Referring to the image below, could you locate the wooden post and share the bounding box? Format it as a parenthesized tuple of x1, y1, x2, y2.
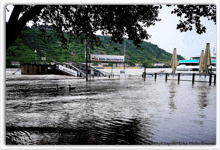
(192, 73, 195, 84)
(165, 73, 168, 82)
(178, 73, 180, 84)
(214, 74, 216, 85)
(155, 73, 157, 81)
(209, 74, 212, 85)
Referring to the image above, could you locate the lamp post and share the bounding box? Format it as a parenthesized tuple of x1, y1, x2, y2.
(124, 39, 126, 72)
(85, 39, 88, 82)
(34, 49, 37, 63)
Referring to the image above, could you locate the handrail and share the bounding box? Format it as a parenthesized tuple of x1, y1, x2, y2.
(52, 61, 86, 77)
(71, 62, 106, 77)
(62, 62, 86, 76)
(52, 61, 120, 77)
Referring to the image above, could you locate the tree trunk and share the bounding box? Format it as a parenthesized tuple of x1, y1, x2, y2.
(6, 5, 46, 49)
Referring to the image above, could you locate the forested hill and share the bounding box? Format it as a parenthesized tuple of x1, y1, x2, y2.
(6, 25, 184, 67)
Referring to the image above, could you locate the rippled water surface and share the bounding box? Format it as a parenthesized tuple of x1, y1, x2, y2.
(5, 68, 216, 145)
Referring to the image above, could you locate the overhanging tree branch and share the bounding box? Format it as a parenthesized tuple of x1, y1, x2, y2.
(168, 5, 216, 34)
(6, 5, 47, 49)
(6, 4, 216, 51)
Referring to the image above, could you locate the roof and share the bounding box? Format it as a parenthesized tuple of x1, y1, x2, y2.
(178, 60, 216, 63)
(178, 60, 199, 63)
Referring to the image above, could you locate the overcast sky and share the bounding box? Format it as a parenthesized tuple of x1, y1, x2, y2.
(146, 5, 217, 59)
(5, 4, 217, 59)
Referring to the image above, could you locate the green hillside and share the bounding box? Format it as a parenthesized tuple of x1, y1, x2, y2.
(6, 25, 184, 67)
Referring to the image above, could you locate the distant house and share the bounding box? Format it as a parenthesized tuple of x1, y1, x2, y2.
(117, 63, 129, 67)
(152, 63, 165, 67)
(101, 63, 109, 66)
(11, 61, 20, 66)
(135, 63, 142, 67)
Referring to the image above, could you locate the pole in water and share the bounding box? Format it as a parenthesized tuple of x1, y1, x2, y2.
(214, 74, 216, 85)
(209, 74, 212, 85)
(178, 73, 180, 84)
(192, 73, 195, 84)
(155, 73, 157, 81)
(165, 73, 168, 82)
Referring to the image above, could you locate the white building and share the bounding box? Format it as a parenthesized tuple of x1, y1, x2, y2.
(152, 63, 165, 67)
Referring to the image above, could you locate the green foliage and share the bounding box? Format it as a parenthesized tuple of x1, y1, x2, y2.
(7, 5, 216, 51)
(6, 26, 184, 67)
(6, 37, 35, 64)
(141, 60, 152, 68)
(6, 5, 162, 49)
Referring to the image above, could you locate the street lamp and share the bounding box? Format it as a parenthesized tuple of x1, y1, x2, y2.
(34, 49, 37, 63)
(124, 39, 126, 72)
(85, 39, 88, 82)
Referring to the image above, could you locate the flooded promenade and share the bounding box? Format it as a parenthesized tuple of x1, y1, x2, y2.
(5, 68, 216, 145)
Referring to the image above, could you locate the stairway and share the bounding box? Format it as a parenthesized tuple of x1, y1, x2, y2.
(52, 61, 85, 77)
(52, 61, 108, 77)
(72, 63, 107, 77)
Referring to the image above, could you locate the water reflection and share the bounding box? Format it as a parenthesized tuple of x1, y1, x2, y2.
(6, 81, 121, 99)
(168, 81, 177, 112)
(197, 84, 210, 110)
(6, 118, 153, 145)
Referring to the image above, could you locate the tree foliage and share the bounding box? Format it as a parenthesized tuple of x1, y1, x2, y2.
(6, 5, 162, 49)
(6, 26, 184, 67)
(167, 5, 216, 34)
(6, 4, 216, 55)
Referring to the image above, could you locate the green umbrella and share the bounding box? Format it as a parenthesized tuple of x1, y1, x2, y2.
(203, 43, 211, 74)
(170, 48, 177, 73)
(199, 50, 204, 74)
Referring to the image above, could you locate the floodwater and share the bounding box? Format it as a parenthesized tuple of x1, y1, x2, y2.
(5, 68, 216, 145)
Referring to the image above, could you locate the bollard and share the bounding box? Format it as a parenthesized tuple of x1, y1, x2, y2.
(178, 73, 180, 84)
(192, 73, 195, 84)
(155, 73, 157, 81)
(209, 74, 212, 85)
